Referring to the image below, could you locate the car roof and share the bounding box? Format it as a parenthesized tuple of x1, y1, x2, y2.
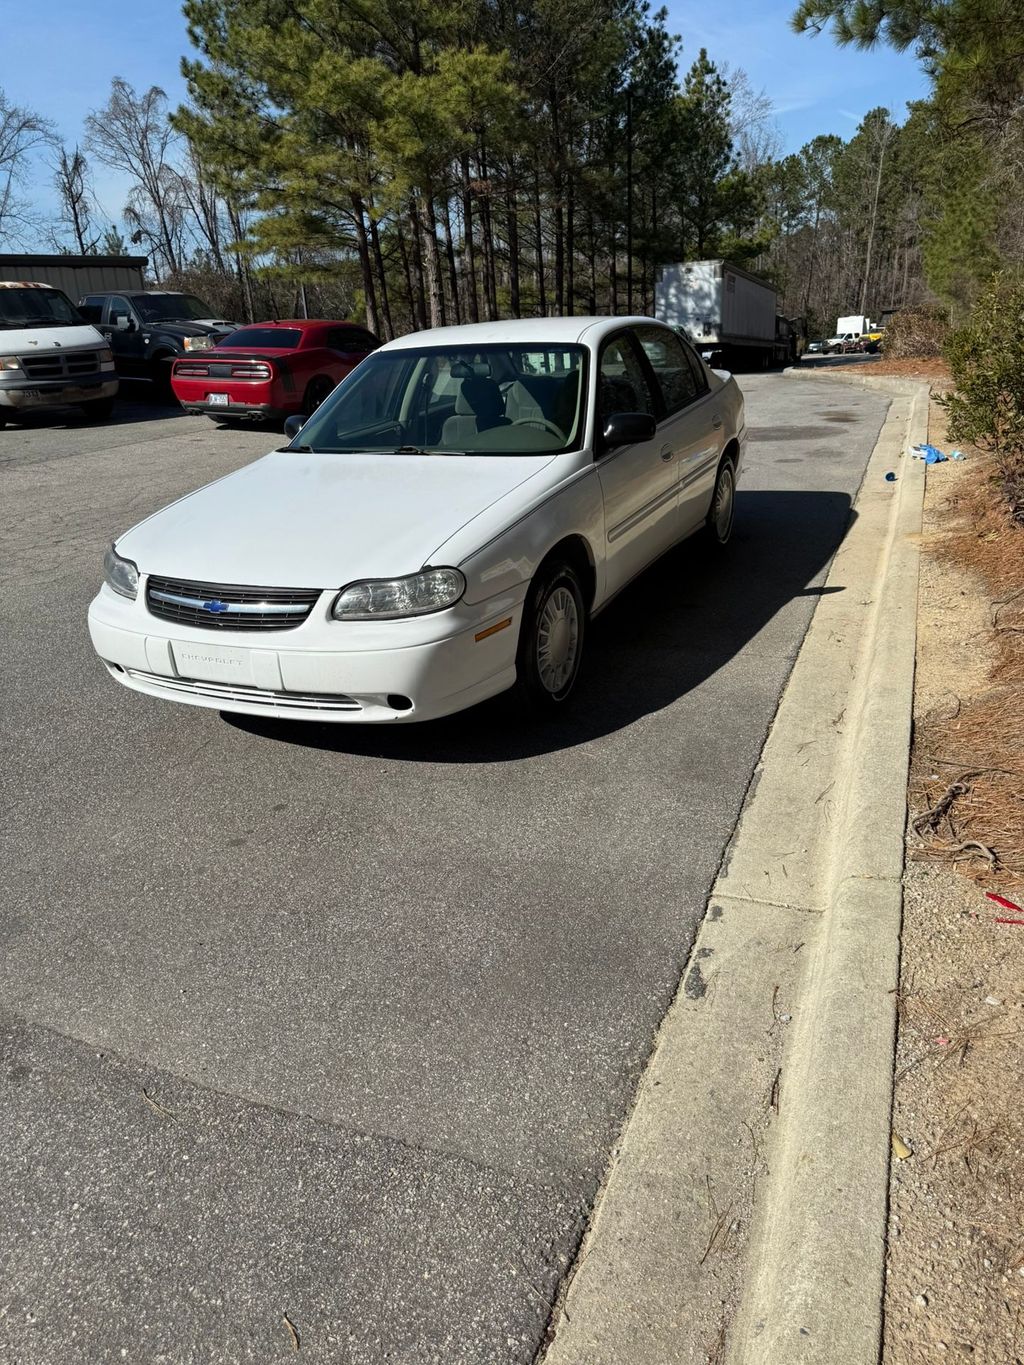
(380, 316, 663, 352)
(0, 280, 57, 290)
(236, 319, 356, 329)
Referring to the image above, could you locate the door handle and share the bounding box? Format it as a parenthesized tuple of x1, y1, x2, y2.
(712, 414, 723, 430)
(660, 444, 675, 461)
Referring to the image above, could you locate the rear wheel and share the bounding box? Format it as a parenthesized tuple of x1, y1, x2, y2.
(304, 376, 334, 412)
(513, 561, 586, 715)
(78, 397, 115, 421)
(703, 456, 736, 548)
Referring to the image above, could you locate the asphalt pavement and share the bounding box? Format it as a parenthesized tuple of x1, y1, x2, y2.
(1, 377, 889, 1364)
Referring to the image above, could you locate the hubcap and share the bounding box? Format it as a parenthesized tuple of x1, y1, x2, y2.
(536, 585, 580, 695)
(714, 466, 735, 541)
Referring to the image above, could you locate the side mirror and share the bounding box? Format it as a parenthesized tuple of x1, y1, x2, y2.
(603, 411, 657, 450)
(114, 314, 134, 332)
(283, 414, 308, 441)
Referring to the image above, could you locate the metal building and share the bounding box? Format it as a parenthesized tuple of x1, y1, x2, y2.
(0, 254, 148, 297)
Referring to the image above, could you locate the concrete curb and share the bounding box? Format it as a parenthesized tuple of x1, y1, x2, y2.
(726, 380, 928, 1364)
(541, 378, 929, 1365)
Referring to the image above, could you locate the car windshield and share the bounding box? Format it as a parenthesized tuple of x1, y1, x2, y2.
(131, 294, 214, 323)
(292, 344, 587, 456)
(0, 285, 82, 329)
(219, 326, 302, 349)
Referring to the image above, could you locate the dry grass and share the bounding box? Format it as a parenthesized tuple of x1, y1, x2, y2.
(911, 451, 1024, 888)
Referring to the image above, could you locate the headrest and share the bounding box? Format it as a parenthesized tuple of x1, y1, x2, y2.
(455, 376, 504, 421)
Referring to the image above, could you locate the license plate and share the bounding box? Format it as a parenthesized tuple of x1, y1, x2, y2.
(208, 392, 230, 406)
(172, 641, 252, 685)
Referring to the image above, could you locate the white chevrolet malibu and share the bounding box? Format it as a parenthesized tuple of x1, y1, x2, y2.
(89, 317, 745, 723)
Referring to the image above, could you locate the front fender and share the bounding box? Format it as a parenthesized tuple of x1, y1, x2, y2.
(444, 466, 606, 608)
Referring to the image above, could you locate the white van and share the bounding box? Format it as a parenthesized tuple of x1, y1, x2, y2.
(0, 281, 118, 427)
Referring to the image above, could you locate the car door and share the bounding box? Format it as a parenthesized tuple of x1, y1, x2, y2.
(596, 330, 680, 599)
(102, 296, 146, 378)
(636, 325, 723, 535)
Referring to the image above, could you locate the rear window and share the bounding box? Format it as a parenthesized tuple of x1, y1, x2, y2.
(218, 327, 302, 349)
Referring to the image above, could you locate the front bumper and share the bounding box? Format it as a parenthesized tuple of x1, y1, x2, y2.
(0, 373, 118, 411)
(87, 581, 526, 724)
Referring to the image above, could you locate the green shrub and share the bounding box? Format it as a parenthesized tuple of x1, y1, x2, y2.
(943, 272, 1024, 520)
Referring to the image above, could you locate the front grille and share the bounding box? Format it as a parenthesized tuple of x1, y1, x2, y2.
(145, 576, 322, 632)
(124, 668, 360, 711)
(20, 350, 100, 379)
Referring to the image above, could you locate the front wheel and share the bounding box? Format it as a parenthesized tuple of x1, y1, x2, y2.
(513, 562, 586, 715)
(703, 457, 736, 548)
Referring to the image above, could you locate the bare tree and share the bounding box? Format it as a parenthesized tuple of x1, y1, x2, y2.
(51, 145, 100, 253)
(719, 66, 782, 173)
(0, 88, 54, 246)
(85, 78, 184, 274)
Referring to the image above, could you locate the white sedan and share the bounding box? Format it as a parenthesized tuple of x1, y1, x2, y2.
(88, 317, 745, 723)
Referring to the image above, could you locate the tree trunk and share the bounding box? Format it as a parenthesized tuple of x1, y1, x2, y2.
(351, 194, 379, 336)
(442, 190, 462, 325)
(565, 165, 575, 317)
(408, 199, 429, 330)
(506, 167, 520, 319)
(421, 191, 446, 328)
(460, 153, 480, 324)
(367, 205, 394, 339)
(396, 217, 417, 329)
(533, 159, 546, 316)
(478, 142, 498, 319)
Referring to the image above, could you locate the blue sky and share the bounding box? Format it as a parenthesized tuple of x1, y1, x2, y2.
(4, 0, 930, 245)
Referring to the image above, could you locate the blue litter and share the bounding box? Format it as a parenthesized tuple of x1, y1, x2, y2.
(950, 449, 966, 460)
(885, 472, 897, 482)
(911, 443, 948, 464)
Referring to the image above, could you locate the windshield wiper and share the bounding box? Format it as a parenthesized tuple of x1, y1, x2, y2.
(390, 444, 466, 456)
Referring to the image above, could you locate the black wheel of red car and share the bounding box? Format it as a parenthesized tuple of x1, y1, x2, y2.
(304, 377, 334, 412)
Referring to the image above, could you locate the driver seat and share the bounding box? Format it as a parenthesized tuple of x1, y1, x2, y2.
(442, 377, 510, 445)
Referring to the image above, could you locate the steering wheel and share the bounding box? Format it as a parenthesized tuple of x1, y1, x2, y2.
(512, 417, 565, 439)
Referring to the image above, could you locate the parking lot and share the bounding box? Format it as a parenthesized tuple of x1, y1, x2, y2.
(2, 376, 890, 1363)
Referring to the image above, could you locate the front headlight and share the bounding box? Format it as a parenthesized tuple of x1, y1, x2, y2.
(331, 568, 466, 620)
(103, 544, 139, 600)
(98, 346, 114, 364)
(0, 355, 23, 371)
(182, 336, 212, 351)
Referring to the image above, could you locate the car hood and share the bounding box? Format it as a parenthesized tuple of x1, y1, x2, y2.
(117, 450, 560, 588)
(151, 320, 238, 338)
(0, 322, 105, 351)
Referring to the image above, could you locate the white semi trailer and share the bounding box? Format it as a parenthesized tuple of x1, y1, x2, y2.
(655, 259, 796, 369)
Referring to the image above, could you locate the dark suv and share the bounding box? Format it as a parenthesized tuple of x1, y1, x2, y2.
(76, 291, 239, 393)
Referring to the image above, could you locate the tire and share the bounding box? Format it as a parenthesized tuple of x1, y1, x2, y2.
(304, 376, 334, 412)
(79, 397, 115, 421)
(151, 354, 175, 401)
(513, 561, 587, 715)
(703, 456, 736, 549)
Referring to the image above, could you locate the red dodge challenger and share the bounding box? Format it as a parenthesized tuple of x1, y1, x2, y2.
(170, 319, 380, 424)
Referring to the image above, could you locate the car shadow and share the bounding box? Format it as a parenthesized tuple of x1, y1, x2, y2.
(225, 488, 855, 762)
(4, 398, 185, 430)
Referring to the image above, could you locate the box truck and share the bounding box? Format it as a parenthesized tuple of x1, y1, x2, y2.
(654, 259, 796, 369)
